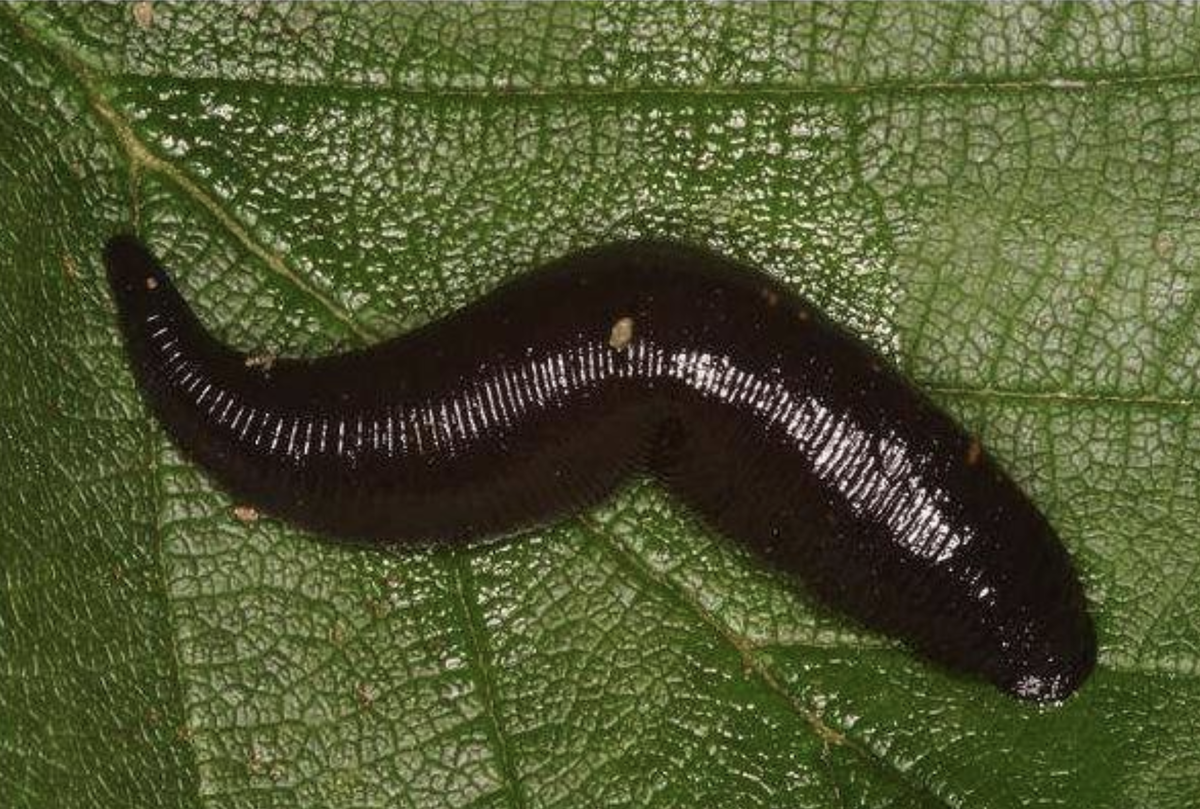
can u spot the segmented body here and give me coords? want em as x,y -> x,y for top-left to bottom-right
105,235 -> 1095,702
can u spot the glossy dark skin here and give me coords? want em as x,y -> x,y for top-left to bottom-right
105,234 -> 1095,702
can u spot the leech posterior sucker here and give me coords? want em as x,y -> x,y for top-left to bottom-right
105,234 -> 1095,702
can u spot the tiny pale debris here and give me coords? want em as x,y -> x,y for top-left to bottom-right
608,316 -> 635,350
132,1 -> 154,29
1153,231 -> 1175,260
232,504 -> 260,523
244,352 -> 277,371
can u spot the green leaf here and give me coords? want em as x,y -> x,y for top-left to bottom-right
2,3 -> 1197,807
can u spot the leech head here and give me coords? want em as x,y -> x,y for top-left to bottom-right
105,233 -> 165,297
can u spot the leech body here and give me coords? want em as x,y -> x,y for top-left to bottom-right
104,235 -> 1095,702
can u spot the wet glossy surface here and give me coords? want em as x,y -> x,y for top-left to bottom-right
105,234 -> 1095,702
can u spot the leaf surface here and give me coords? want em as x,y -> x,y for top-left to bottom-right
1,4 -> 1197,807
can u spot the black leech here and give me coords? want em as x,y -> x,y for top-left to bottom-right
105,234 -> 1095,703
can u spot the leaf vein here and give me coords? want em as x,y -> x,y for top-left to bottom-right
2,5 -> 377,345
577,516 -> 954,809
448,551 -> 529,809
105,66 -> 1200,102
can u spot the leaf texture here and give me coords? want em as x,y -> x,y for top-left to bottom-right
1,3 -> 1197,808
